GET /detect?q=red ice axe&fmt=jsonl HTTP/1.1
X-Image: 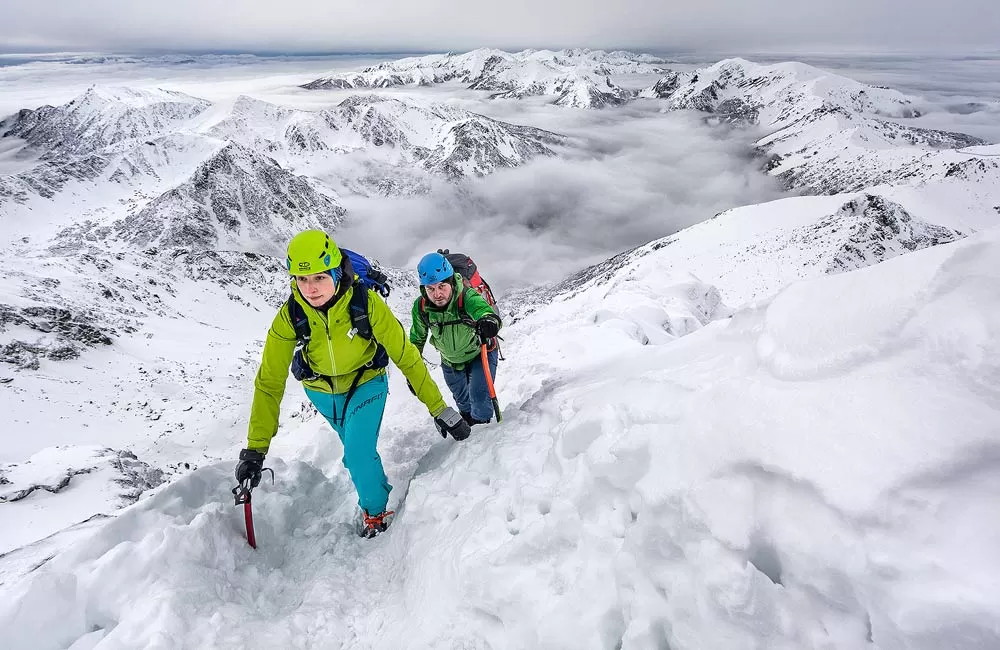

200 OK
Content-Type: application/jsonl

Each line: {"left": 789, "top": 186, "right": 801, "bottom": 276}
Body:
{"left": 232, "top": 468, "right": 273, "bottom": 549}
{"left": 480, "top": 343, "right": 502, "bottom": 424}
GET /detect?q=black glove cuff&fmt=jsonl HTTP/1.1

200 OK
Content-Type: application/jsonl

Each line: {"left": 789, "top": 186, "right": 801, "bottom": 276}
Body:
{"left": 239, "top": 449, "right": 266, "bottom": 462}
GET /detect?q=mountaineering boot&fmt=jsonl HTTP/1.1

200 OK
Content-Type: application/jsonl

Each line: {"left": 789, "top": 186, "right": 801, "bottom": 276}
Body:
{"left": 360, "top": 509, "right": 395, "bottom": 538}
{"left": 460, "top": 411, "right": 474, "bottom": 425}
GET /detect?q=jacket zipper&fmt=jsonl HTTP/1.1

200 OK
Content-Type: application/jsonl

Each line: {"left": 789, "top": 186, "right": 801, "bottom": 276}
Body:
{"left": 324, "top": 314, "right": 337, "bottom": 383}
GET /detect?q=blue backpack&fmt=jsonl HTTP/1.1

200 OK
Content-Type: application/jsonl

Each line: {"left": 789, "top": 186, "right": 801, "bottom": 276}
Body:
{"left": 340, "top": 248, "right": 391, "bottom": 298}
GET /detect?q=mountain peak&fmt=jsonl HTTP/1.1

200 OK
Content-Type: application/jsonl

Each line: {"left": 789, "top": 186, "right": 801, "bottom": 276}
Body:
{"left": 74, "top": 85, "right": 204, "bottom": 109}
{"left": 3, "top": 85, "right": 209, "bottom": 156}
{"left": 106, "top": 140, "right": 345, "bottom": 253}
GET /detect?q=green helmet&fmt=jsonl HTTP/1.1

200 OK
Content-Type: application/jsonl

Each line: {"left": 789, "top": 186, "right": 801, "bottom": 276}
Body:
{"left": 286, "top": 230, "right": 342, "bottom": 276}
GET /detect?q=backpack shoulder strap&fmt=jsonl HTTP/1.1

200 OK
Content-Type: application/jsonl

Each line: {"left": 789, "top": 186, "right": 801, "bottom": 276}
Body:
{"left": 454, "top": 286, "right": 479, "bottom": 326}
{"left": 287, "top": 294, "right": 311, "bottom": 344}
{"left": 419, "top": 296, "right": 431, "bottom": 329}
{"left": 348, "top": 282, "right": 373, "bottom": 341}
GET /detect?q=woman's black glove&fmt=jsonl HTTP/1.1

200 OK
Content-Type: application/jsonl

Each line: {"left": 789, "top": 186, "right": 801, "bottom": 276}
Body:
{"left": 434, "top": 407, "right": 472, "bottom": 441}
{"left": 235, "top": 449, "right": 265, "bottom": 487}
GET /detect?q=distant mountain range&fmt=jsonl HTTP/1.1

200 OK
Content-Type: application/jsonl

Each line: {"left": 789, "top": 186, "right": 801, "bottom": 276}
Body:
{"left": 0, "top": 86, "right": 565, "bottom": 248}
{"left": 301, "top": 48, "right": 666, "bottom": 108}
{"left": 639, "top": 58, "right": 991, "bottom": 194}
{"left": 1, "top": 48, "right": 997, "bottom": 373}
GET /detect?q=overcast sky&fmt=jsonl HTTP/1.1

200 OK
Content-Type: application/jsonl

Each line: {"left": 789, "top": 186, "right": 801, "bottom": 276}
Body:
{"left": 3, "top": 0, "right": 999, "bottom": 53}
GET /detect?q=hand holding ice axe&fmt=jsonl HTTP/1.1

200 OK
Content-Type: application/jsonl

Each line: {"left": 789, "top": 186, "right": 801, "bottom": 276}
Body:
{"left": 232, "top": 449, "right": 274, "bottom": 549}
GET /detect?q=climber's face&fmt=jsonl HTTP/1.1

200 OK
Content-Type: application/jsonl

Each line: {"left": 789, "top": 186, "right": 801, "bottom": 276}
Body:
{"left": 425, "top": 279, "right": 453, "bottom": 307}
{"left": 296, "top": 272, "right": 337, "bottom": 306}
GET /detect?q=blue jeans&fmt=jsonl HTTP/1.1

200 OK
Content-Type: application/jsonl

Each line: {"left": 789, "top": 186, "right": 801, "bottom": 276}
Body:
{"left": 304, "top": 373, "right": 391, "bottom": 515}
{"left": 442, "top": 348, "right": 499, "bottom": 422}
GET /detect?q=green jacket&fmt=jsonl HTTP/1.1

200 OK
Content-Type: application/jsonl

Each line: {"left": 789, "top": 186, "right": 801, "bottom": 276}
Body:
{"left": 409, "top": 274, "right": 501, "bottom": 369}
{"left": 247, "top": 280, "right": 447, "bottom": 452}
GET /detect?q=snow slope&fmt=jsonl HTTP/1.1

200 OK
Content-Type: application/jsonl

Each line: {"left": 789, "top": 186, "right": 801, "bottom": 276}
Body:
{"left": 1, "top": 86, "right": 210, "bottom": 156}
{"left": 508, "top": 182, "right": 993, "bottom": 316}
{"left": 2, "top": 223, "right": 997, "bottom": 649}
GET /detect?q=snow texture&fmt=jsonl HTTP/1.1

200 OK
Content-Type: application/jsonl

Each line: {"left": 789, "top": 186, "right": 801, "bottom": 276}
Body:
{"left": 2, "top": 227, "right": 998, "bottom": 650}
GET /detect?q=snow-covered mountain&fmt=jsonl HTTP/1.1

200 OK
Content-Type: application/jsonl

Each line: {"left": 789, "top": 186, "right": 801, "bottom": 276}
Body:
{"left": 0, "top": 239, "right": 294, "bottom": 565}
{"left": 1, "top": 86, "right": 210, "bottom": 156}
{"left": 508, "top": 184, "right": 984, "bottom": 329}
{"left": 0, "top": 84, "right": 564, "bottom": 230}
{"left": 68, "top": 141, "right": 346, "bottom": 253}
{"left": 203, "top": 94, "right": 563, "bottom": 179}
{"left": 641, "top": 58, "right": 995, "bottom": 194}
{"left": 303, "top": 48, "right": 666, "bottom": 108}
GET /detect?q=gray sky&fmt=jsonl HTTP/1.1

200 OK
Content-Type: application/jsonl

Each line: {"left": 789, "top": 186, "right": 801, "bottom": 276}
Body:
{"left": 3, "top": 0, "right": 999, "bottom": 53}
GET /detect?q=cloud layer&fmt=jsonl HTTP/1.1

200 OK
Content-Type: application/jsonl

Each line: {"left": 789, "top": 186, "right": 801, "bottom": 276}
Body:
{"left": 333, "top": 102, "right": 785, "bottom": 291}
{"left": 4, "top": 0, "right": 1000, "bottom": 52}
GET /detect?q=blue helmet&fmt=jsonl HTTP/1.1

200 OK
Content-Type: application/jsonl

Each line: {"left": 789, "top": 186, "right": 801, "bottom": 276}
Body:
{"left": 417, "top": 252, "right": 454, "bottom": 286}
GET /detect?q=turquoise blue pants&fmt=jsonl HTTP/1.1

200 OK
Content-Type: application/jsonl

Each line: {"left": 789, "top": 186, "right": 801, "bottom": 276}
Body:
{"left": 304, "top": 373, "right": 391, "bottom": 515}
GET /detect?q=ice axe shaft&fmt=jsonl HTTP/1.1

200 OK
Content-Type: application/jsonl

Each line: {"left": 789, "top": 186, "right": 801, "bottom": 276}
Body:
{"left": 480, "top": 343, "right": 502, "bottom": 423}
{"left": 243, "top": 498, "right": 257, "bottom": 548}
{"left": 232, "top": 467, "right": 273, "bottom": 549}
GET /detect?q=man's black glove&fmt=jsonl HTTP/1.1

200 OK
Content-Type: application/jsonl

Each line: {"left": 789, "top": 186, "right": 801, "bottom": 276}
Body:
{"left": 475, "top": 317, "right": 500, "bottom": 344}
{"left": 434, "top": 407, "right": 472, "bottom": 441}
{"left": 235, "top": 449, "right": 265, "bottom": 487}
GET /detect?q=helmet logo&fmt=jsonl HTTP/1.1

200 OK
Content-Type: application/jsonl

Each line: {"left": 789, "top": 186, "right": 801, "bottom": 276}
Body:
{"left": 298, "top": 261, "right": 311, "bottom": 271}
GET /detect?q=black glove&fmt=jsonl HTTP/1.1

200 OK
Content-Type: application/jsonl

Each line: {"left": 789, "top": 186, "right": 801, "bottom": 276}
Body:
{"left": 235, "top": 449, "right": 265, "bottom": 487}
{"left": 475, "top": 317, "right": 500, "bottom": 344}
{"left": 434, "top": 407, "right": 472, "bottom": 441}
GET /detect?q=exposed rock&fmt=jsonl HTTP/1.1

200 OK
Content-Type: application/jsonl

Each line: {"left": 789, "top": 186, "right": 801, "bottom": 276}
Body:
{"left": 0, "top": 304, "right": 115, "bottom": 369}
{"left": 818, "top": 195, "right": 965, "bottom": 273}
